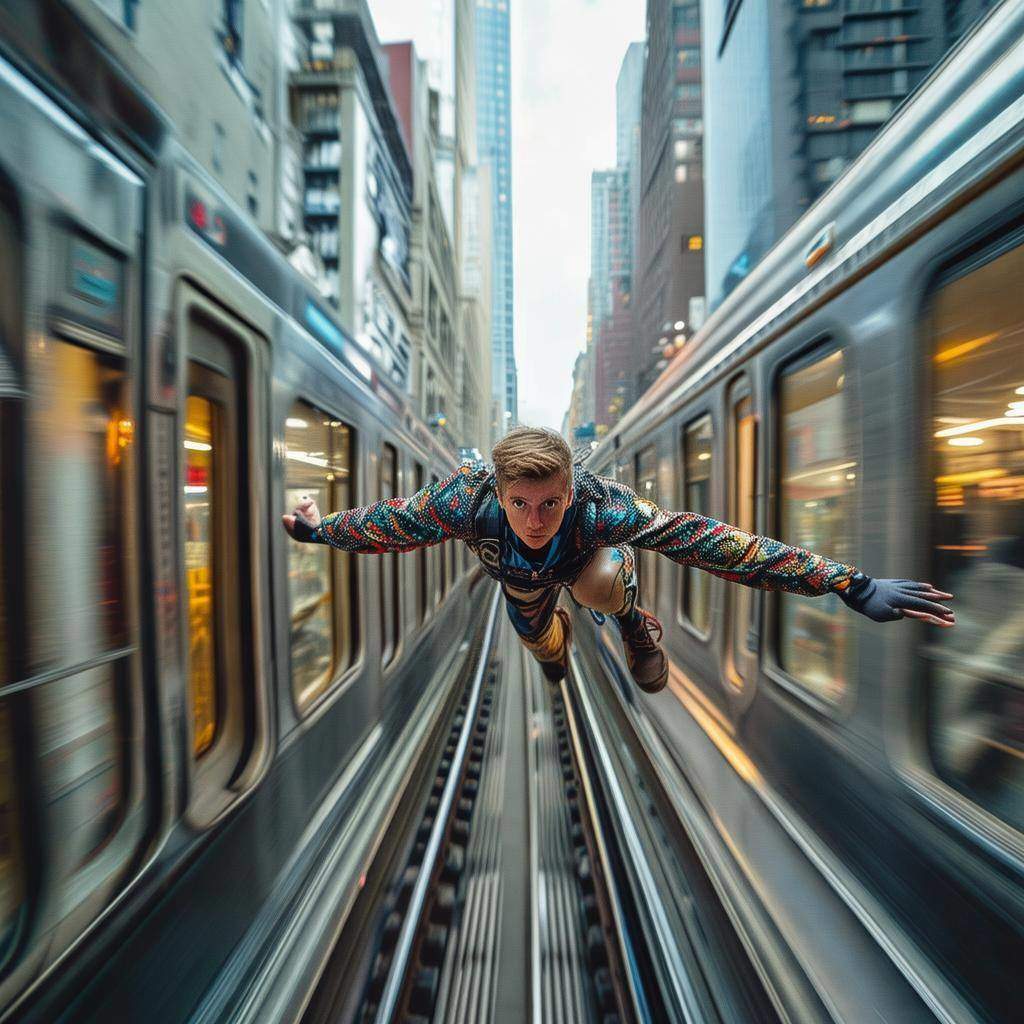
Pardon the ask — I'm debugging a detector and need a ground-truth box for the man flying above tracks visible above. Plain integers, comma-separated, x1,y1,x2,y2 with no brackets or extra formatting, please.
282,426,955,693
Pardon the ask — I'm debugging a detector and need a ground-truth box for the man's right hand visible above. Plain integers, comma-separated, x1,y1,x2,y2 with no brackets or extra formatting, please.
281,496,322,541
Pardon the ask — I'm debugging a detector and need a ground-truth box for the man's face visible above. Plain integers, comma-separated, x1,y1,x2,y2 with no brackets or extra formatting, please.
497,473,573,549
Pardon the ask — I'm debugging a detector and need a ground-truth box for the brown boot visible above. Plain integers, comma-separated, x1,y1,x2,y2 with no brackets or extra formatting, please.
619,609,668,693
538,607,572,684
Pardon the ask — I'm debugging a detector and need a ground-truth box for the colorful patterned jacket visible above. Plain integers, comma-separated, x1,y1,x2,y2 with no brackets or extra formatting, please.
298,462,857,596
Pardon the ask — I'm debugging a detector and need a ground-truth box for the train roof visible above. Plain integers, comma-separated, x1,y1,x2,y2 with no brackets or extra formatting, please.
593,0,1024,463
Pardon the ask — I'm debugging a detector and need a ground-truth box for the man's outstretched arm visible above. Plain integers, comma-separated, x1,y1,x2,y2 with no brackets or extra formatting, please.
281,463,487,553
596,481,955,626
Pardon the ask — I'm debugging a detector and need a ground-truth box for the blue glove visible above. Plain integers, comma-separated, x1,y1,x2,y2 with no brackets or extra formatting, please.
837,573,955,625
290,513,320,543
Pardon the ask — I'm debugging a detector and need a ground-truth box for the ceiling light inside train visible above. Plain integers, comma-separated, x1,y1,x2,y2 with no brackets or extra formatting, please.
286,417,308,429
948,437,983,446
934,417,1024,437
183,439,212,452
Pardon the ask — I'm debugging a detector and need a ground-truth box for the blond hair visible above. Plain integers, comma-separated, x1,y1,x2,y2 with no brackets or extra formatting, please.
492,427,572,493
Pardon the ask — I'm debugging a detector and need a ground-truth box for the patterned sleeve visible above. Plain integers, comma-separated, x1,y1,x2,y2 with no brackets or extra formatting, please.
308,462,489,554
595,479,857,597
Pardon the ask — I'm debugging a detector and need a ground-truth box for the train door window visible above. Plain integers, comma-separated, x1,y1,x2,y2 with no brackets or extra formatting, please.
680,415,713,633
726,387,759,689
414,463,428,623
284,400,356,711
777,347,857,704
925,239,1024,833
636,446,659,612
183,301,260,817
380,444,401,664
185,394,217,755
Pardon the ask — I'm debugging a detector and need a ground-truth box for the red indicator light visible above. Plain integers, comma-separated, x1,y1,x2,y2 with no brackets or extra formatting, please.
189,198,208,231
186,464,208,488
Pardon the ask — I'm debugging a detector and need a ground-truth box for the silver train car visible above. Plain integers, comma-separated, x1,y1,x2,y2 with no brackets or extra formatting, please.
580,5,1024,1022
0,4,483,1020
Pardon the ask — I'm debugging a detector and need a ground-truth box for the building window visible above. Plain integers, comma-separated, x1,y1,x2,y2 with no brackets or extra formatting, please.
777,347,857,704
676,47,700,67
926,237,1024,835
674,83,701,101
94,0,138,28
848,98,895,124
247,170,258,218
212,122,225,175
674,164,688,183
812,157,849,183
223,0,244,64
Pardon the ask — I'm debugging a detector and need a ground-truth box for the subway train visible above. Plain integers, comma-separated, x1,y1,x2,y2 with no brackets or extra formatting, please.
0,5,489,1021
574,5,1023,1022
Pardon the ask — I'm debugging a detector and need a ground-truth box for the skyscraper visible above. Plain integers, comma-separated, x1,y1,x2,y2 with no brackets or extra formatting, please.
616,41,644,271
583,44,645,435
634,0,705,397
702,0,999,310
475,0,516,432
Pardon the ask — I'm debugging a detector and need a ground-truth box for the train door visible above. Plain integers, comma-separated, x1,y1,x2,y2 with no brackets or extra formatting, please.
724,379,760,702
176,283,270,826
0,54,149,1003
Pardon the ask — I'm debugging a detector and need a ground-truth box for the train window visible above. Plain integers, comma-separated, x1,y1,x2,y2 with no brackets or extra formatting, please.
284,400,356,711
681,416,713,633
926,240,1024,833
777,347,857,704
185,394,217,755
32,339,133,860
380,444,401,664
183,305,258,811
727,389,759,688
636,446,659,613
414,463,428,622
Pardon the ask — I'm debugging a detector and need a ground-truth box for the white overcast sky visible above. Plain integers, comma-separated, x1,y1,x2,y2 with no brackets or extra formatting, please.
369,0,647,431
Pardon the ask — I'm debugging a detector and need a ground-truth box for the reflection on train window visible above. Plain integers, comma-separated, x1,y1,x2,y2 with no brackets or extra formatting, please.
682,416,713,632
380,444,401,664
778,348,857,703
185,394,217,755
285,400,355,710
636,446,659,612
927,241,1024,833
